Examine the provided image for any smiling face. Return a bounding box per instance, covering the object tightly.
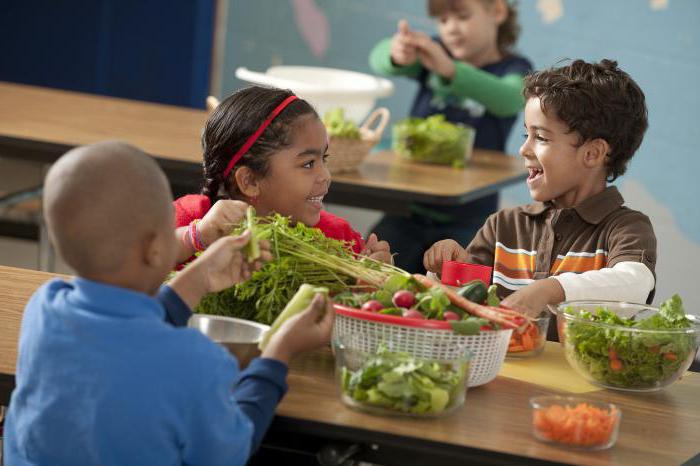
[253,115,331,226]
[435,0,505,65]
[520,97,608,208]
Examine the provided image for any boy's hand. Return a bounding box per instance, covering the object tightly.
[407,31,456,80]
[199,199,249,247]
[500,278,565,318]
[361,233,393,264]
[262,293,334,365]
[423,239,467,273]
[170,231,272,309]
[390,20,418,66]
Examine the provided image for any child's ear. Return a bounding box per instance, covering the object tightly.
[142,231,164,268]
[233,166,261,199]
[582,138,610,169]
[491,0,509,25]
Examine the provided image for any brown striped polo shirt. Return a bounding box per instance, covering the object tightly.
[463,186,657,303]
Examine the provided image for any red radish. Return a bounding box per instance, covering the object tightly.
[480,325,493,331]
[392,290,415,308]
[402,309,424,319]
[443,311,460,321]
[360,300,384,313]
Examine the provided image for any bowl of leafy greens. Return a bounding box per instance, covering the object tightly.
[392,115,475,168]
[334,333,471,417]
[553,295,699,392]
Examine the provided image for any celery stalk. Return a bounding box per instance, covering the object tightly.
[259,284,329,350]
[245,206,260,262]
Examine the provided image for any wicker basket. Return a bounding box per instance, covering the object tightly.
[326,107,390,174]
[333,304,513,387]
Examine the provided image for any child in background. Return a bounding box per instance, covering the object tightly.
[4,141,334,466]
[175,86,392,265]
[368,0,532,273]
[424,59,657,317]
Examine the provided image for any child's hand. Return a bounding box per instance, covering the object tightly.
[500,278,565,318]
[390,20,418,66]
[170,231,272,309]
[407,31,456,80]
[262,293,334,365]
[199,199,250,247]
[361,233,393,264]
[423,239,467,273]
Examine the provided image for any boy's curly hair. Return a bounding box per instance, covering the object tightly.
[428,0,521,55]
[523,59,648,181]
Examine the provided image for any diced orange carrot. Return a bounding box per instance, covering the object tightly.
[663,352,678,361]
[533,403,618,447]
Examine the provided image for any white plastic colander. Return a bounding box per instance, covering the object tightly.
[334,305,513,387]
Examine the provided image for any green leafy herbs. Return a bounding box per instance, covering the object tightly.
[323,108,360,139]
[194,213,407,324]
[341,346,467,415]
[392,114,474,168]
[564,294,696,389]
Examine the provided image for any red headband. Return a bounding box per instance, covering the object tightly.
[222,95,299,178]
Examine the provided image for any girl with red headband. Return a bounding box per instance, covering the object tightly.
[173,86,391,264]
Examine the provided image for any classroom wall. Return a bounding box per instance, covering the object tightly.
[218,0,699,312]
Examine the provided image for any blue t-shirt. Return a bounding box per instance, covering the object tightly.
[4,278,287,466]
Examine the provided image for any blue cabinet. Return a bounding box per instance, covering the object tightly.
[0,0,214,108]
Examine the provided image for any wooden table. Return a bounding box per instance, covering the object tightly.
[1,266,698,465]
[0,81,527,212]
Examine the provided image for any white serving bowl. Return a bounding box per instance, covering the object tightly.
[236,66,394,122]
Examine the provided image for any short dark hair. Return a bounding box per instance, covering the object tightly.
[201,86,318,203]
[523,59,648,181]
[428,0,521,55]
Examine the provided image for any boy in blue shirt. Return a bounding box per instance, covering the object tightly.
[4,141,334,466]
[368,0,532,273]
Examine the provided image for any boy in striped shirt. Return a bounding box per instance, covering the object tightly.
[424,59,656,317]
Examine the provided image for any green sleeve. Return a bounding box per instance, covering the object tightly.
[368,37,422,79]
[433,62,526,117]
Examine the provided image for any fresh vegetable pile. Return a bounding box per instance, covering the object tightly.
[195,210,405,324]
[333,274,529,334]
[340,345,467,415]
[392,115,474,168]
[563,295,697,389]
[323,108,360,139]
[532,402,619,448]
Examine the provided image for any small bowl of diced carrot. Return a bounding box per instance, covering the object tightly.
[507,313,550,358]
[530,396,620,450]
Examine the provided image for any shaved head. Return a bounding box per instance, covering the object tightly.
[44,141,173,277]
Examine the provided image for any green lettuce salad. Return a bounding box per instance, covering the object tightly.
[323,108,360,139]
[392,115,474,168]
[340,346,467,415]
[564,295,698,389]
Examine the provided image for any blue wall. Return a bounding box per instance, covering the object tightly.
[220,0,700,309]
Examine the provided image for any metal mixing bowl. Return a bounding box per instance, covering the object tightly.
[188,314,270,368]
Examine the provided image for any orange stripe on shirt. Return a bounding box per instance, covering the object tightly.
[550,253,607,275]
[494,244,536,273]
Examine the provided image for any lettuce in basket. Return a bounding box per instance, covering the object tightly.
[323,108,360,139]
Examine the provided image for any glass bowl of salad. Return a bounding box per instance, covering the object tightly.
[530,396,621,450]
[334,333,471,417]
[552,295,699,392]
[392,115,475,168]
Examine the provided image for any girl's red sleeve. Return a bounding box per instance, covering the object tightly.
[173,194,212,227]
[314,211,365,254]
